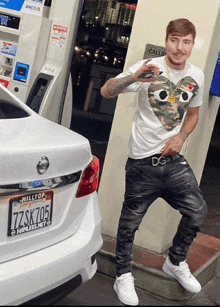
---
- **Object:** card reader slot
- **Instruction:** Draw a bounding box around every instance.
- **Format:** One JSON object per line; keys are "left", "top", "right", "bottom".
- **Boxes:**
{"left": 26, "top": 73, "right": 53, "bottom": 113}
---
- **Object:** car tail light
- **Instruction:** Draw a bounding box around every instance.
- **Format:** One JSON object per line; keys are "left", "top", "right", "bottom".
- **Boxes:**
{"left": 76, "top": 156, "right": 99, "bottom": 198}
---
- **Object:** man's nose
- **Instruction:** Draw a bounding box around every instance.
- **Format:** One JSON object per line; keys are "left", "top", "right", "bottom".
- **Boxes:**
{"left": 177, "top": 41, "right": 184, "bottom": 51}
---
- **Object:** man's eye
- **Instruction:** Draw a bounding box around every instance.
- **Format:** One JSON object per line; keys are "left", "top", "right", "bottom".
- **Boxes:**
{"left": 179, "top": 91, "right": 193, "bottom": 102}
{"left": 154, "top": 89, "right": 168, "bottom": 101}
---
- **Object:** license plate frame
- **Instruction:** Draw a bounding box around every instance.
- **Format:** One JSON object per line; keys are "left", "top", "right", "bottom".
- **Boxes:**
{"left": 8, "top": 190, "right": 53, "bottom": 237}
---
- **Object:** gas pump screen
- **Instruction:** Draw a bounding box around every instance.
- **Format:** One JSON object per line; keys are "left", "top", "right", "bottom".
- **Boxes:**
{"left": 0, "top": 13, "right": 20, "bottom": 29}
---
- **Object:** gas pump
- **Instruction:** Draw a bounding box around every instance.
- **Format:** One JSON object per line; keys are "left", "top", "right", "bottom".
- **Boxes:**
{"left": 0, "top": 0, "right": 84, "bottom": 128}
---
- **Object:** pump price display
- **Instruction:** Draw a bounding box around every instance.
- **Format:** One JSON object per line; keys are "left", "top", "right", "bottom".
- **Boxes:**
{"left": 0, "top": 13, "right": 20, "bottom": 29}
{"left": 8, "top": 191, "right": 53, "bottom": 237}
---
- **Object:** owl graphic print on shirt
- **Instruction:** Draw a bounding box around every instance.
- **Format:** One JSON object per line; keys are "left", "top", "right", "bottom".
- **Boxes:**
{"left": 148, "top": 75, "right": 199, "bottom": 131}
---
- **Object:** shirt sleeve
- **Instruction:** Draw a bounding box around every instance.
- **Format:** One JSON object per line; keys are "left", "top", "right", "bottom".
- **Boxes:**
{"left": 189, "top": 71, "right": 204, "bottom": 107}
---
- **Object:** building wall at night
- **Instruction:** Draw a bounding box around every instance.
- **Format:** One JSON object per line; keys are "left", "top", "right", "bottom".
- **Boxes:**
{"left": 83, "top": 0, "right": 136, "bottom": 28}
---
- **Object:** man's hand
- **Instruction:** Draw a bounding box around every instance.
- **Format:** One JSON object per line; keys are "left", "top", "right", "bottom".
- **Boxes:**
{"left": 100, "top": 58, "right": 160, "bottom": 99}
{"left": 161, "top": 107, "right": 200, "bottom": 156}
{"left": 132, "top": 58, "right": 160, "bottom": 82}
{"left": 161, "top": 135, "right": 185, "bottom": 156}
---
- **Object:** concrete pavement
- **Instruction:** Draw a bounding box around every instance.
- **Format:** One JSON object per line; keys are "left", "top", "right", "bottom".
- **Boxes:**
{"left": 96, "top": 233, "right": 220, "bottom": 301}
{"left": 55, "top": 268, "right": 220, "bottom": 306}
{"left": 54, "top": 232, "right": 220, "bottom": 306}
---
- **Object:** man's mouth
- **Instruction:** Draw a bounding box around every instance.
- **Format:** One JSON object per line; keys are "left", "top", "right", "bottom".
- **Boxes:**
{"left": 174, "top": 53, "right": 185, "bottom": 57}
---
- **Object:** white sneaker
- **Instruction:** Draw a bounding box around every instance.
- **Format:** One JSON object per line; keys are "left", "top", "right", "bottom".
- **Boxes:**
{"left": 113, "top": 272, "right": 139, "bottom": 306}
{"left": 162, "top": 256, "right": 201, "bottom": 293}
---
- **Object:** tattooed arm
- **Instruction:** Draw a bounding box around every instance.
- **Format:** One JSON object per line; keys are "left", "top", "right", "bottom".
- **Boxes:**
{"left": 100, "top": 75, "right": 135, "bottom": 98}
{"left": 161, "top": 107, "right": 200, "bottom": 156}
{"left": 100, "top": 58, "right": 160, "bottom": 98}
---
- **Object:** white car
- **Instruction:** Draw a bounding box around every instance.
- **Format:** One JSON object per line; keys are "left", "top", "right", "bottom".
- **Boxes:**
{"left": 0, "top": 83, "right": 103, "bottom": 305}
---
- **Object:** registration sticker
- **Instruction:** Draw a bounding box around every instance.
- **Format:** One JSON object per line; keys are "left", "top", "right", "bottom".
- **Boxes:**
{"left": 8, "top": 191, "right": 53, "bottom": 237}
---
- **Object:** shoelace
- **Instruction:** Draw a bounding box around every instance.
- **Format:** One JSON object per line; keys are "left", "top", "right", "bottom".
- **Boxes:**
{"left": 177, "top": 261, "right": 192, "bottom": 278}
{"left": 120, "top": 276, "right": 135, "bottom": 291}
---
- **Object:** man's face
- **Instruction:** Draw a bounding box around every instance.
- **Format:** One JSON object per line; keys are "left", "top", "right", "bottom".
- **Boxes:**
{"left": 165, "top": 33, "right": 194, "bottom": 70}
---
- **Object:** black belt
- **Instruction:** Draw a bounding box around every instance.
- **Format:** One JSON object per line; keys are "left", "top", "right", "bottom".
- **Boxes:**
{"left": 128, "top": 154, "right": 181, "bottom": 167}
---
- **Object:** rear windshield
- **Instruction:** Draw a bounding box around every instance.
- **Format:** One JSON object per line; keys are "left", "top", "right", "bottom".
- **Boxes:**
{"left": 0, "top": 101, "right": 30, "bottom": 119}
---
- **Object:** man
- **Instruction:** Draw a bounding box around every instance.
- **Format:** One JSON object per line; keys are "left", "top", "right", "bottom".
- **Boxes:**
{"left": 100, "top": 18, "right": 207, "bottom": 306}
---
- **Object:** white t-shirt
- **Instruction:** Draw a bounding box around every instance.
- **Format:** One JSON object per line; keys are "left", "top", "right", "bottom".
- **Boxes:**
{"left": 116, "top": 56, "right": 204, "bottom": 159}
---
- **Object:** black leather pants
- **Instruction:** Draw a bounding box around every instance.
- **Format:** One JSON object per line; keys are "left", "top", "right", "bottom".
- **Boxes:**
{"left": 115, "top": 154, "right": 207, "bottom": 275}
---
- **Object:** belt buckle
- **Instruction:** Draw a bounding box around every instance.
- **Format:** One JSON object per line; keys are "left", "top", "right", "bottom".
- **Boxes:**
{"left": 152, "top": 156, "right": 166, "bottom": 166}
{"left": 159, "top": 156, "right": 166, "bottom": 165}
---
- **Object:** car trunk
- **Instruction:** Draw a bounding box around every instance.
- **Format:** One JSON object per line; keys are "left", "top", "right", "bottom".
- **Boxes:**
{"left": 0, "top": 113, "right": 93, "bottom": 263}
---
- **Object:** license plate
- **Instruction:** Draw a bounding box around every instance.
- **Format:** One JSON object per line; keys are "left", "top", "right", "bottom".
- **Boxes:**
{"left": 8, "top": 191, "right": 53, "bottom": 237}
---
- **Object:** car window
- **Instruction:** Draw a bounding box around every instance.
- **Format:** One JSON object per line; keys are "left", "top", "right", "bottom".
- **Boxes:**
{"left": 0, "top": 100, "right": 30, "bottom": 119}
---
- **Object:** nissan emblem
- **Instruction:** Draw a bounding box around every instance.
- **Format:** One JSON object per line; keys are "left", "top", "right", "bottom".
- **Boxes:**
{"left": 37, "top": 156, "right": 50, "bottom": 175}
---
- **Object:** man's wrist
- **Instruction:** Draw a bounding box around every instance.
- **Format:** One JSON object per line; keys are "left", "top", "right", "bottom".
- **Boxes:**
{"left": 178, "top": 131, "right": 189, "bottom": 141}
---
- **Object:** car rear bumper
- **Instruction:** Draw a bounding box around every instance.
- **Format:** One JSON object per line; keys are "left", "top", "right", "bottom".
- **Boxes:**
{"left": 21, "top": 273, "right": 83, "bottom": 306}
{"left": 1, "top": 195, "right": 103, "bottom": 306}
